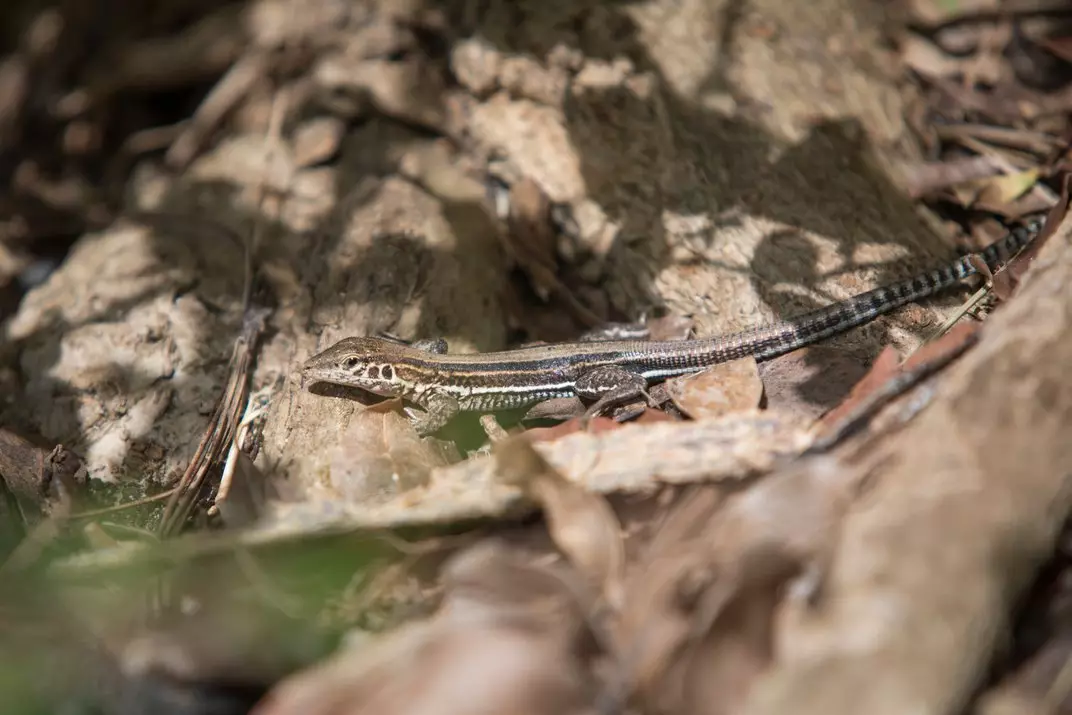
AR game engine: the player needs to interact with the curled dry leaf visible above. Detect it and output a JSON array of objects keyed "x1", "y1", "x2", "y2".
[
  {"x1": 666, "y1": 356, "x2": 763, "y2": 420},
  {"x1": 254, "y1": 541, "x2": 598, "y2": 715},
  {"x1": 495, "y1": 437, "x2": 625, "y2": 611},
  {"x1": 325, "y1": 408, "x2": 460, "y2": 504},
  {"x1": 614, "y1": 458, "x2": 860, "y2": 715},
  {"x1": 973, "y1": 168, "x2": 1040, "y2": 210},
  {"x1": 292, "y1": 117, "x2": 345, "y2": 168}
]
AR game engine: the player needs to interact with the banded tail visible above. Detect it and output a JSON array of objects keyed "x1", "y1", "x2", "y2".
[{"x1": 714, "y1": 218, "x2": 1042, "y2": 363}]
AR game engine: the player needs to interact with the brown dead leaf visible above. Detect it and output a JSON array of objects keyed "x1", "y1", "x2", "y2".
[
  {"x1": 508, "y1": 180, "x2": 567, "y2": 291},
  {"x1": 524, "y1": 415, "x2": 622, "y2": 442},
  {"x1": 666, "y1": 357, "x2": 763, "y2": 420},
  {"x1": 974, "y1": 168, "x2": 1040, "y2": 208},
  {"x1": 903, "y1": 155, "x2": 1000, "y2": 198},
  {"x1": 613, "y1": 459, "x2": 859, "y2": 715},
  {"x1": 292, "y1": 117, "x2": 345, "y2": 168},
  {"x1": 813, "y1": 346, "x2": 901, "y2": 431},
  {"x1": 992, "y1": 175, "x2": 1069, "y2": 300},
  {"x1": 659, "y1": 560, "x2": 790, "y2": 715},
  {"x1": 325, "y1": 410, "x2": 460, "y2": 503},
  {"x1": 498, "y1": 177, "x2": 603, "y2": 329},
  {"x1": 611, "y1": 489, "x2": 724, "y2": 703},
  {"x1": 254, "y1": 541, "x2": 598, "y2": 715},
  {"x1": 811, "y1": 323, "x2": 980, "y2": 451},
  {"x1": 974, "y1": 191, "x2": 1054, "y2": 222},
  {"x1": 633, "y1": 408, "x2": 678, "y2": 424},
  {"x1": 903, "y1": 32, "x2": 1001, "y2": 83},
  {"x1": 758, "y1": 347, "x2": 872, "y2": 422},
  {"x1": 1039, "y1": 34, "x2": 1072, "y2": 64},
  {"x1": 495, "y1": 437, "x2": 625, "y2": 610}
]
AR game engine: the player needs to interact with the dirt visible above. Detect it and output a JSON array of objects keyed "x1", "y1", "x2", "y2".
[{"x1": 2, "y1": 0, "x2": 1072, "y2": 713}]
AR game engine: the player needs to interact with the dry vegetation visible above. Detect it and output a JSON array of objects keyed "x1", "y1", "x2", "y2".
[{"x1": 2, "y1": 0, "x2": 1072, "y2": 714}]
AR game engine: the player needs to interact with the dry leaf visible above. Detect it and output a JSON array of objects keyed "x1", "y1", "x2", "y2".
[
  {"x1": 292, "y1": 117, "x2": 345, "y2": 168},
  {"x1": 813, "y1": 346, "x2": 901, "y2": 432},
  {"x1": 254, "y1": 542, "x2": 597, "y2": 715},
  {"x1": 524, "y1": 415, "x2": 622, "y2": 442},
  {"x1": 758, "y1": 347, "x2": 871, "y2": 422},
  {"x1": 633, "y1": 408, "x2": 677, "y2": 424},
  {"x1": 811, "y1": 323, "x2": 980, "y2": 449},
  {"x1": 612, "y1": 489, "x2": 724, "y2": 702},
  {"x1": 612, "y1": 459, "x2": 858, "y2": 715},
  {"x1": 975, "y1": 168, "x2": 1040, "y2": 208},
  {"x1": 325, "y1": 410, "x2": 460, "y2": 503},
  {"x1": 902, "y1": 156, "x2": 999, "y2": 198},
  {"x1": 992, "y1": 174, "x2": 1070, "y2": 300},
  {"x1": 902, "y1": 33, "x2": 972, "y2": 80},
  {"x1": 495, "y1": 437, "x2": 625, "y2": 610},
  {"x1": 495, "y1": 177, "x2": 602, "y2": 329},
  {"x1": 666, "y1": 357, "x2": 763, "y2": 420},
  {"x1": 662, "y1": 569, "x2": 786, "y2": 715}
]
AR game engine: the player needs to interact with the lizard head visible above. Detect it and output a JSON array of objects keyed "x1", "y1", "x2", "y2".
[{"x1": 301, "y1": 337, "x2": 409, "y2": 397}]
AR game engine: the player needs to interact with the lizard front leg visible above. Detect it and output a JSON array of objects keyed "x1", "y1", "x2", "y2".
[
  {"x1": 574, "y1": 365, "x2": 654, "y2": 422},
  {"x1": 404, "y1": 391, "x2": 460, "y2": 436}
]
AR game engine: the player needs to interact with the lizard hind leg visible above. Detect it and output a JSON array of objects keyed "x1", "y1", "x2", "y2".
[{"x1": 574, "y1": 365, "x2": 653, "y2": 423}]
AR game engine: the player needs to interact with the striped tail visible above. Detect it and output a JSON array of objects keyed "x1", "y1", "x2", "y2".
[{"x1": 735, "y1": 218, "x2": 1043, "y2": 362}]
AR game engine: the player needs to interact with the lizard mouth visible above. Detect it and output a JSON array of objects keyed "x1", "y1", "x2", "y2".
[{"x1": 303, "y1": 376, "x2": 391, "y2": 405}]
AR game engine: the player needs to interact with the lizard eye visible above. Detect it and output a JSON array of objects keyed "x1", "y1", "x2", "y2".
[{"x1": 342, "y1": 356, "x2": 360, "y2": 370}]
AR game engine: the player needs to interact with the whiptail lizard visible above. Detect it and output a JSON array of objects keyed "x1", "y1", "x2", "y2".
[{"x1": 302, "y1": 220, "x2": 1040, "y2": 435}]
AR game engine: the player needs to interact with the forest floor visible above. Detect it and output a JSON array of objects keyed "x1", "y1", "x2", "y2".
[{"x1": 2, "y1": 1, "x2": 1072, "y2": 714}]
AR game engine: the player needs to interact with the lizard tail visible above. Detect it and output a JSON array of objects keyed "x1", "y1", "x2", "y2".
[{"x1": 721, "y1": 217, "x2": 1043, "y2": 363}]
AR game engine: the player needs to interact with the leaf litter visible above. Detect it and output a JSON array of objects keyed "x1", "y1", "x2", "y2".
[{"x1": 4, "y1": 0, "x2": 1072, "y2": 713}]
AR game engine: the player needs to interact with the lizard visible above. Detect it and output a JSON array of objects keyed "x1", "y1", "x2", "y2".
[{"x1": 301, "y1": 219, "x2": 1041, "y2": 436}]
